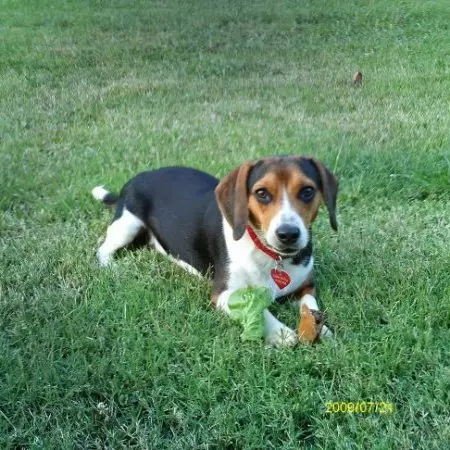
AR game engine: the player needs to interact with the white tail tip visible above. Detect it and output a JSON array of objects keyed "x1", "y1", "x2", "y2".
[{"x1": 92, "y1": 186, "x2": 109, "y2": 201}]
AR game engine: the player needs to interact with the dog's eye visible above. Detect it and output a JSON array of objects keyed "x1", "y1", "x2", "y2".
[
  {"x1": 299, "y1": 186, "x2": 316, "y2": 203},
  {"x1": 255, "y1": 188, "x2": 272, "y2": 204}
]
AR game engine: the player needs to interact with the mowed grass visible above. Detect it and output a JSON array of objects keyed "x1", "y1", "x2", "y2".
[{"x1": 1, "y1": 0, "x2": 450, "y2": 448}]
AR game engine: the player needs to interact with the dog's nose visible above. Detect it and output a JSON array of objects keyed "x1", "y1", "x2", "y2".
[{"x1": 276, "y1": 225, "x2": 300, "y2": 245}]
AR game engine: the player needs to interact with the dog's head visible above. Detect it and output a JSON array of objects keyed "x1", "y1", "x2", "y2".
[{"x1": 215, "y1": 156, "x2": 338, "y2": 255}]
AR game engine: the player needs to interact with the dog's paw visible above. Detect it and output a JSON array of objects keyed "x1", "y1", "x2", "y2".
[
  {"x1": 320, "y1": 325, "x2": 335, "y2": 341},
  {"x1": 318, "y1": 324, "x2": 337, "y2": 346},
  {"x1": 265, "y1": 326, "x2": 298, "y2": 348},
  {"x1": 97, "y1": 250, "x2": 112, "y2": 267}
]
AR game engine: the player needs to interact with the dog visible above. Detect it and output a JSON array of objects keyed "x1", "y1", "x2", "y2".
[{"x1": 92, "y1": 155, "x2": 338, "y2": 346}]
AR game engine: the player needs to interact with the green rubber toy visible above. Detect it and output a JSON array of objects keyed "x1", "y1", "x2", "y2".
[{"x1": 228, "y1": 287, "x2": 273, "y2": 341}]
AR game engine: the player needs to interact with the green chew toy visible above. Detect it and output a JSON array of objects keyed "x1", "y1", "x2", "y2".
[{"x1": 228, "y1": 287, "x2": 273, "y2": 341}]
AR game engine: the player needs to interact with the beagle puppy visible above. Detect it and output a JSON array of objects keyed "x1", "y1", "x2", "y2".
[{"x1": 92, "y1": 156, "x2": 338, "y2": 346}]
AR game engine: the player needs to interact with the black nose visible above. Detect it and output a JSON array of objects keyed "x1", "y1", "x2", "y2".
[{"x1": 276, "y1": 225, "x2": 300, "y2": 245}]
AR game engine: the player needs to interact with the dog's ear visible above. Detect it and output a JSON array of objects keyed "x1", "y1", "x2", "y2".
[
  {"x1": 309, "y1": 158, "x2": 339, "y2": 231},
  {"x1": 215, "y1": 161, "x2": 254, "y2": 240}
]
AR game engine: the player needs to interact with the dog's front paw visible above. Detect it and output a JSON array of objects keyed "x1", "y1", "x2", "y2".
[
  {"x1": 320, "y1": 324, "x2": 335, "y2": 341},
  {"x1": 265, "y1": 326, "x2": 298, "y2": 348},
  {"x1": 97, "y1": 249, "x2": 112, "y2": 267}
]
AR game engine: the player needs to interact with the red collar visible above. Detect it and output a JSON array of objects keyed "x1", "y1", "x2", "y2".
[{"x1": 246, "y1": 226, "x2": 281, "y2": 262}]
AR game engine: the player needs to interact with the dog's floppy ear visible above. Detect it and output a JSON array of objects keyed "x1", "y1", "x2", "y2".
[
  {"x1": 309, "y1": 158, "x2": 339, "y2": 231},
  {"x1": 215, "y1": 161, "x2": 254, "y2": 240}
]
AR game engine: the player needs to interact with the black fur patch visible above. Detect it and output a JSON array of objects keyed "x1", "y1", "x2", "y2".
[{"x1": 290, "y1": 239, "x2": 313, "y2": 266}]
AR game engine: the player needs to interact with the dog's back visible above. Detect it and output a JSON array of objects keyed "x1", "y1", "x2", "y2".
[{"x1": 93, "y1": 167, "x2": 226, "y2": 273}]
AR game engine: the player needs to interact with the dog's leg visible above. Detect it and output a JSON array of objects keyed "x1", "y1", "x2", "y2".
[
  {"x1": 97, "y1": 209, "x2": 145, "y2": 266},
  {"x1": 214, "y1": 289, "x2": 297, "y2": 347}
]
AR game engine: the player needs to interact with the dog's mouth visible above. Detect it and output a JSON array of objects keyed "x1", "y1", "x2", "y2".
[
  {"x1": 259, "y1": 234, "x2": 302, "y2": 257},
  {"x1": 251, "y1": 226, "x2": 303, "y2": 258},
  {"x1": 271, "y1": 245, "x2": 300, "y2": 257}
]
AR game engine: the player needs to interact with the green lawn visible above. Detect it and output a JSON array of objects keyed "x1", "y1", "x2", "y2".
[{"x1": 1, "y1": 0, "x2": 449, "y2": 448}]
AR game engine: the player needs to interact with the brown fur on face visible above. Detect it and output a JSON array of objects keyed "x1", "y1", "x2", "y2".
[
  {"x1": 247, "y1": 161, "x2": 323, "y2": 235},
  {"x1": 215, "y1": 156, "x2": 338, "y2": 241}
]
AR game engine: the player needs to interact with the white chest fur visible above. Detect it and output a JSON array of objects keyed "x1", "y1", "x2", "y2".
[{"x1": 223, "y1": 219, "x2": 313, "y2": 299}]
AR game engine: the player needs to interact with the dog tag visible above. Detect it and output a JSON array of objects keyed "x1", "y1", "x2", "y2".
[{"x1": 270, "y1": 268, "x2": 291, "y2": 289}]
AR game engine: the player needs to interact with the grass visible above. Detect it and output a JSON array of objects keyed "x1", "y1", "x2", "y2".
[{"x1": 1, "y1": 0, "x2": 449, "y2": 448}]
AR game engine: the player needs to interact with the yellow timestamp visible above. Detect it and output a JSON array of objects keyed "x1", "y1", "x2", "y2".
[{"x1": 325, "y1": 402, "x2": 394, "y2": 414}]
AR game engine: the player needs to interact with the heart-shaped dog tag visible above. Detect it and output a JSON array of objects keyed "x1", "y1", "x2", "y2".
[{"x1": 270, "y1": 268, "x2": 291, "y2": 289}]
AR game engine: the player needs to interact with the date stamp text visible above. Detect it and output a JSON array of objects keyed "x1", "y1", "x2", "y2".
[{"x1": 325, "y1": 402, "x2": 394, "y2": 414}]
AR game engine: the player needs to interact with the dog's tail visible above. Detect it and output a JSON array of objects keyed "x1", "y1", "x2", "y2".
[{"x1": 92, "y1": 185, "x2": 119, "y2": 206}]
